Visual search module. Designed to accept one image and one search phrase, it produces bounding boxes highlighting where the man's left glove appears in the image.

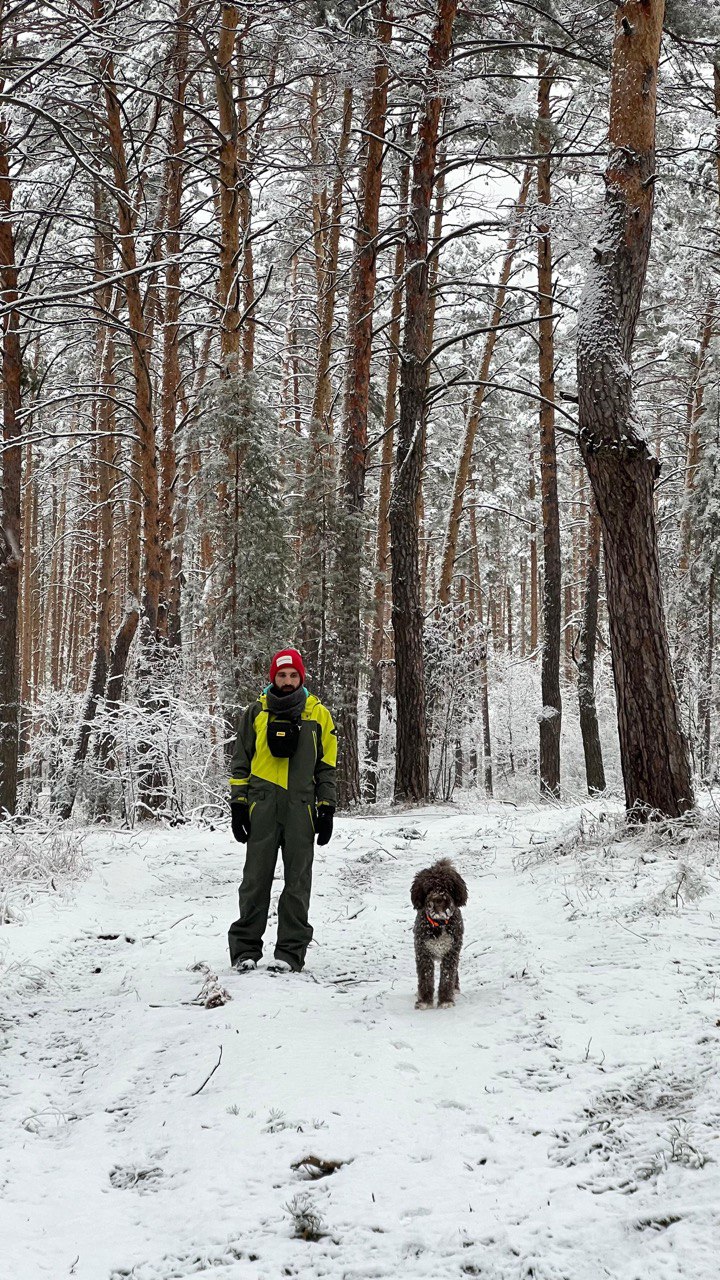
[231,803,251,844]
[315,805,335,846]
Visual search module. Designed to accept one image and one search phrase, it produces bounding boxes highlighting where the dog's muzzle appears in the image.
[426,911,448,928]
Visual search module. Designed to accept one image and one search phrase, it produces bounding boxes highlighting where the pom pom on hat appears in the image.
[269,648,306,683]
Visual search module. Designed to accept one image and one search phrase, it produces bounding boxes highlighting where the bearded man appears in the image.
[227,648,337,973]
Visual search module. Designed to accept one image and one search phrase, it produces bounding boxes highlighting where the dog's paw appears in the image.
[415,999,432,1010]
[438,999,455,1009]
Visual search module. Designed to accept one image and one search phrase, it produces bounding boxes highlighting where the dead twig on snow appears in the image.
[190,1045,223,1096]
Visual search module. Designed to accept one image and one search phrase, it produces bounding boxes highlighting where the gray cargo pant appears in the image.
[228,784,315,971]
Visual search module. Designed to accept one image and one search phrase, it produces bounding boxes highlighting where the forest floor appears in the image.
[2,799,720,1280]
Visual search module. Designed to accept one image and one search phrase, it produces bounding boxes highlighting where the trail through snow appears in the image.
[2,803,720,1279]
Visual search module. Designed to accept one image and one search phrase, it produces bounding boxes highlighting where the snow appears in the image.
[2,803,720,1279]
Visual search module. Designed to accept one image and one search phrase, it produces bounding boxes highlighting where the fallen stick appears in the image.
[143,914,193,940]
[190,1045,223,1097]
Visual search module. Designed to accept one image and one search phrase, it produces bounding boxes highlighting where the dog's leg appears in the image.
[438,956,457,1008]
[415,940,434,1009]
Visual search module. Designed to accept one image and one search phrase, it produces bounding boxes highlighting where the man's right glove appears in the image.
[231,803,251,844]
[315,805,334,846]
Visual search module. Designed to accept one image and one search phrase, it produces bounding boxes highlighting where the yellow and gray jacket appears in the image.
[229,691,337,809]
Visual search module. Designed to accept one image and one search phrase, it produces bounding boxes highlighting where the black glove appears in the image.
[231,803,251,844]
[315,805,334,846]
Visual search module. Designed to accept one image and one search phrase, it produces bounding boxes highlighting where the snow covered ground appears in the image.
[2,801,720,1280]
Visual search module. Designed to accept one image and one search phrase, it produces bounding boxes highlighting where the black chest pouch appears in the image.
[266,716,300,758]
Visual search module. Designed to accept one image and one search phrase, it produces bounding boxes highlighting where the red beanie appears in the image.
[269,647,306,684]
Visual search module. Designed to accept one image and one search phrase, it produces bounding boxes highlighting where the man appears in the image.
[227,647,337,973]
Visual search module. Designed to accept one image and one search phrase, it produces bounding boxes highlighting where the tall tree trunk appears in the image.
[675,68,720,705]
[537,57,561,798]
[237,38,255,375]
[56,195,118,819]
[19,432,34,766]
[103,6,165,815]
[469,512,493,797]
[92,0,160,811]
[528,442,539,653]
[298,86,353,683]
[577,0,692,818]
[216,1,241,373]
[335,3,391,807]
[0,100,21,817]
[365,124,411,802]
[213,0,243,724]
[159,0,189,643]
[674,298,714,706]
[480,625,493,796]
[699,570,714,781]
[39,473,65,691]
[390,0,458,802]
[416,155,446,619]
[574,498,606,795]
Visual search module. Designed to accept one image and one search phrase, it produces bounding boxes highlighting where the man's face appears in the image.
[274,666,301,693]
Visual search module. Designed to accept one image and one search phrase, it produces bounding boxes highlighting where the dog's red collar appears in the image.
[426,912,444,928]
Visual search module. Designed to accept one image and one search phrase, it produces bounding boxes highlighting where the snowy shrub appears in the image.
[17,660,230,825]
[549,804,720,863]
[285,1191,326,1240]
[264,1108,294,1134]
[0,823,88,923]
[83,659,230,825]
[638,1121,707,1179]
[16,685,82,815]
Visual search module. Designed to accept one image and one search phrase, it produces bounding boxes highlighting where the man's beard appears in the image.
[273,682,297,697]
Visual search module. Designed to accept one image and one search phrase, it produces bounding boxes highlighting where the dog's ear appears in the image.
[446,867,468,907]
[411,869,431,910]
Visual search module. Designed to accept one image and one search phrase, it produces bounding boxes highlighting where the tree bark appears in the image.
[574,499,606,795]
[480,626,493,796]
[56,192,118,820]
[698,570,714,781]
[675,69,720,703]
[216,1,241,373]
[237,38,255,375]
[528,443,539,653]
[298,86,354,684]
[335,3,391,807]
[159,0,189,644]
[537,57,561,798]
[365,124,411,802]
[92,0,162,811]
[469,508,493,796]
[577,0,693,818]
[19,432,34,754]
[0,100,22,817]
[390,0,458,802]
